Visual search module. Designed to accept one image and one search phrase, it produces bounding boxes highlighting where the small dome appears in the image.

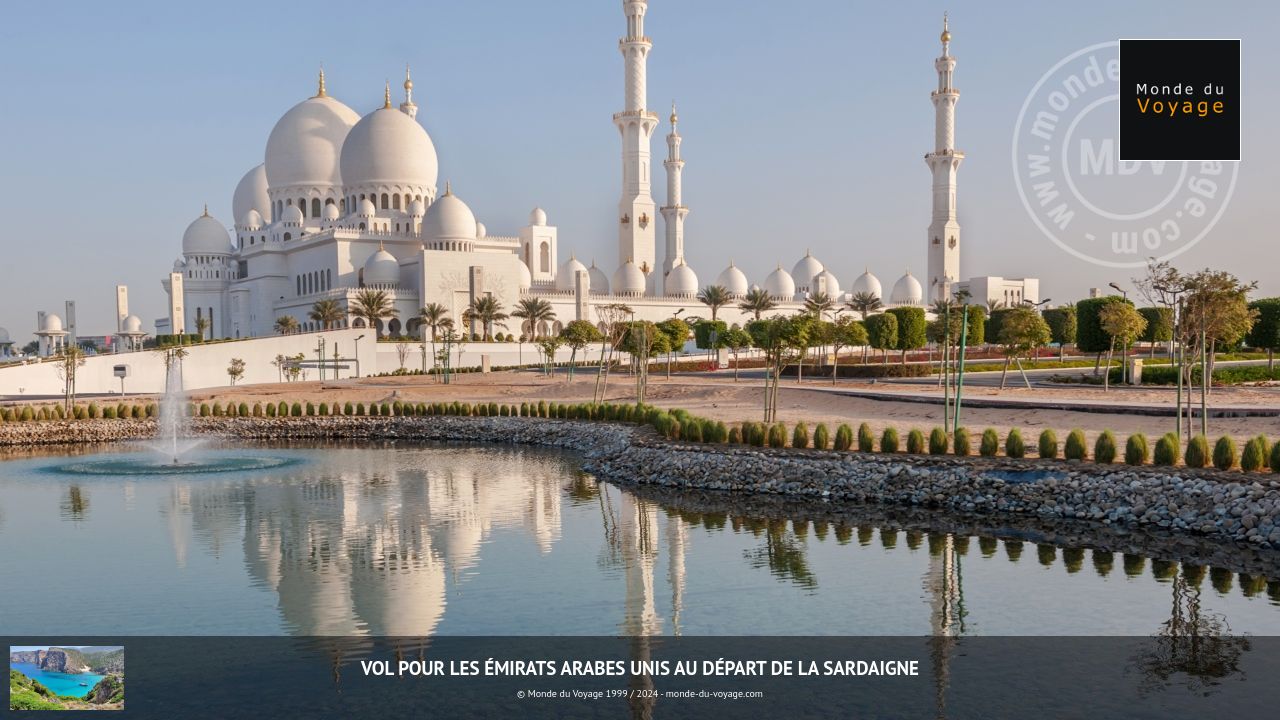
[363,246,400,286]
[715,262,749,297]
[172,257,187,270]
[281,204,304,225]
[850,268,882,299]
[530,207,547,226]
[791,250,825,291]
[475,221,487,238]
[339,105,438,194]
[322,202,340,221]
[123,315,143,333]
[182,211,232,255]
[890,270,923,305]
[516,258,533,290]
[357,197,376,217]
[0,327,9,343]
[264,94,360,190]
[814,269,841,297]
[763,265,796,300]
[612,260,646,296]
[240,208,264,230]
[422,190,477,243]
[588,262,610,295]
[233,164,271,225]
[408,199,426,217]
[557,256,588,292]
[40,314,64,333]
[665,262,699,298]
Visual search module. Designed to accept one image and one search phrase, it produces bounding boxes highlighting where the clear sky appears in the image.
[0,0,1274,341]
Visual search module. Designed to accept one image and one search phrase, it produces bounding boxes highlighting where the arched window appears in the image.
[311,198,321,217]
[283,233,292,242]
[539,242,550,273]
[286,198,292,206]
[358,223,366,231]
[392,194,401,210]
[327,269,332,289]
[297,197,305,213]
[380,193,389,209]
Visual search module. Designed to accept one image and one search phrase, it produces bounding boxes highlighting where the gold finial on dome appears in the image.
[383,80,392,109]
[202,203,209,217]
[444,180,452,196]
[316,65,327,98]
[404,64,413,92]
[941,12,951,44]
[670,100,678,125]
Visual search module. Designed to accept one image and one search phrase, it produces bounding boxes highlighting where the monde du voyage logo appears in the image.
[1013,39,1240,268]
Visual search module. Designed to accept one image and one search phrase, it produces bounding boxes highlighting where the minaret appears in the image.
[660,101,688,291]
[614,0,658,291]
[400,64,418,119]
[926,13,963,303]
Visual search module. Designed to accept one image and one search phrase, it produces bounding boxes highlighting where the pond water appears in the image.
[0,441,1276,637]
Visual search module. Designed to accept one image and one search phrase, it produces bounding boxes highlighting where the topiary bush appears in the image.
[1185,434,1209,468]
[813,423,830,451]
[102,406,116,420]
[768,423,787,448]
[1005,429,1026,458]
[291,402,303,417]
[686,422,703,443]
[953,427,971,456]
[1038,429,1058,459]
[1213,436,1237,471]
[792,422,809,449]
[928,428,948,455]
[1094,431,1117,464]
[1153,433,1179,466]
[239,402,250,417]
[1270,441,1280,474]
[834,424,854,451]
[880,427,899,453]
[1125,433,1149,466]
[858,423,875,453]
[88,402,100,419]
[728,426,742,444]
[200,403,211,417]
[712,421,729,443]
[1064,429,1088,461]
[749,422,767,447]
[979,428,999,457]
[1241,436,1266,472]
[278,401,289,417]
[266,402,277,417]
[904,428,923,454]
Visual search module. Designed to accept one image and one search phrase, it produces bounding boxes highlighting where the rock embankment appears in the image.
[2,417,1278,550]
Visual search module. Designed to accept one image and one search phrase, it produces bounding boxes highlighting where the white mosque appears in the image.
[155,4,1037,342]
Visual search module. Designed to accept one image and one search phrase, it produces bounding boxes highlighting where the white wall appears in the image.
[0,328,375,397]
[373,340,601,375]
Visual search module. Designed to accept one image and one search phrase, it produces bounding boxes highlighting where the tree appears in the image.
[226,357,245,386]
[738,287,776,320]
[997,307,1052,389]
[693,319,728,351]
[1181,269,1257,399]
[1042,304,1077,360]
[592,303,633,403]
[395,342,411,370]
[986,298,1005,312]
[535,336,562,376]
[512,297,555,340]
[1247,298,1280,371]
[963,304,986,346]
[887,307,927,364]
[463,295,508,341]
[309,299,343,330]
[846,291,882,320]
[720,325,753,381]
[804,292,835,321]
[697,285,731,322]
[273,315,299,335]
[1076,296,1130,369]
[1138,306,1174,358]
[864,313,898,364]
[986,307,1017,350]
[352,288,398,336]
[829,316,868,384]
[194,316,211,341]
[559,320,603,381]
[1099,302,1148,391]
[747,315,809,422]
[656,317,690,379]
[416,303,451,341]
[54,345,86,413]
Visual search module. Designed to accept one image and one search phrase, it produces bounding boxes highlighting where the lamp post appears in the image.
[353,334,365,378]
[1109,283,1130,383]
[1153,280,1188,442]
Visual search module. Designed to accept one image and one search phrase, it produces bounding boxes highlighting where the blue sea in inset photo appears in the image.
[9,662,104,699]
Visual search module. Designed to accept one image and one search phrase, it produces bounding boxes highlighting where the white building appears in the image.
[160,7,1034,339]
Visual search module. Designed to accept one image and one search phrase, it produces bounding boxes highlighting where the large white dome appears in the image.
[40,314,64,333]
[814,269,841,297]
[264,94,360,191]
[791,251,825,291]
[530,207,547,226]
[516,258,533,290]
[665,262,699,298]
[890,271,923,305]
[715,262,749,297]
[763,265,796,300]
[422,190,477,242]
[612,260,646,296]
[0,327,9,343]
[588,262,610,295]
[557,256,588,292]
[363,246,400,286]
[122,315,143,333]
[850,268,882,298]
[233,164,271,225]
[339,106,438,195]
[182,211,232,255]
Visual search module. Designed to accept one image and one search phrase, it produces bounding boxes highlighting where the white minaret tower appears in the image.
[400,64,418,119]
[660,101,688,291]
[926,13,963,304]
[615,0,658,290]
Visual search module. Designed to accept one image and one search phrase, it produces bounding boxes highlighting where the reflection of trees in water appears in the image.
[743,519,817,590]
[1135,567,1252,696]
[60,485,89,521]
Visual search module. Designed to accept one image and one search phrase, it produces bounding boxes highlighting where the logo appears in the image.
[1012,41,1238,269]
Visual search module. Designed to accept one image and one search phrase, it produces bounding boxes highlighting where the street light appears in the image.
[1022,298,1051,309]
[354,334,366,378]
[1108,282,1127,300]
[1153,280,1190,441]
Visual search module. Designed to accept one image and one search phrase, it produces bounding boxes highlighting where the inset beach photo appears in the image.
[9,646,123,711]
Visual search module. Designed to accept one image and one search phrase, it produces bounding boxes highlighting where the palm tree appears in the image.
[273,315,299,335]
[352,289,398,336]
[416,303,450,341]
[512,297,556,340]
[309,299,343,330]
[739,287,776,320]
[463,295,509,341]
[846,291,882,320]
[986,298,1005,312]
[804,292,835,321]
[194,316,211,341]
[697,285,731,322]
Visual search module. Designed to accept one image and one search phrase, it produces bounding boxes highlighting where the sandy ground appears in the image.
[171,368,1280,444]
